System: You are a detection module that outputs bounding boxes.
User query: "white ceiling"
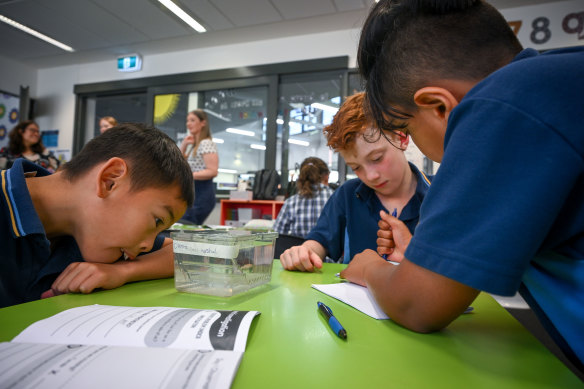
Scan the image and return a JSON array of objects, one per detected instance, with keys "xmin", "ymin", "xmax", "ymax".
[{"xmin": 0, "ymin": 0, "xmax": 565, "ymax": 69}]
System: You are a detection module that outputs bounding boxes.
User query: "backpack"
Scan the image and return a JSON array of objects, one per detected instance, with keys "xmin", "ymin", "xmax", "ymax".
[{"xmin": 252, "ymin": 169, "xmax": 280, "ymax": 200}]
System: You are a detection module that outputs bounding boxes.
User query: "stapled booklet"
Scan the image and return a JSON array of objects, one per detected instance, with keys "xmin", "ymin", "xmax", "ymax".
[{"xmin": 0, "ymin": 305, "xmax": 259, "ymax": 389}]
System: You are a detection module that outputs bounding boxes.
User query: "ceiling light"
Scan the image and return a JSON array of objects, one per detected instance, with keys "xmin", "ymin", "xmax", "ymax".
[
  {"xmin": 212, "ymin": 137, "xmax": 224, "ymax": 144},
  {"xmin": 218, "ymin": 168, "xmax": 237, "ymax": 174},
  {"xmin": 158, "ymin": 0, "xmax": 206, "ymax": 33},
  {"xmin": 0, "ymin": 14, "xmax": 74, "ymax": 52},
  {"xmin": 311, "ymin": 102, "xmax": 339, "ymax": 114},
  {"xmin": 226, "ymin": 128, "xmax": 255, "ymax": 137},
  {"xmin": 288, "ymin": 139, "xmax": 310, "ymax": 147},
  {"xmin": 250, "ymin": 144, "xmax": 266, "ymax": 150}
]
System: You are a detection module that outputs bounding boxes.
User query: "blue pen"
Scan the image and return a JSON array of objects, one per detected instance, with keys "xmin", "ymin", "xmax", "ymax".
[
  {"xmin": 317, "ymin": 302, "xmax": 347, "ymax": 339},
  {"xmin": 382, "ymin": 208, "xmax": 398, "ymax": 261}
]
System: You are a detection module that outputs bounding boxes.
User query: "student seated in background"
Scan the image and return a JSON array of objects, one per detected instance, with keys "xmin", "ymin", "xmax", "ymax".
[
  {"xmin": 341, "ymin": 0, "xmax": 584, "ymax": 367},
  {"xmin": 280, "ymin": 92, "xmax": 431, "ymax": 271},
  {"xmin": 273, "ymin": 157, "xmax": 334, "ymax": 238},
  {"xmin": 0, "ymin": 123, "xmax": 194, "ymax": 308},
  {"xmin": 0, "ymin": 120, "xmax": 60, "ymax": 172}
]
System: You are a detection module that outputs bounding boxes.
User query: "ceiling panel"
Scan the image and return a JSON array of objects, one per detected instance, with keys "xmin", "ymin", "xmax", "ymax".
[
  {"xmin": 94, "ymin": 0, "xmax": 192, "ymax": 40},
  {"xmin": 334, "ymin": 0, "xmax": 368, "ymax": 12},
  {"xmin": 0, "ymin": 23, "xmax": 63, "ymax": 59},
  {"xmin": 182, "ymin": 0, "xmax": 235, "ymax": 31},
  {"xmin": 0, "ymin": 0, "xmax": 571, "ymax": 69},
  {"xmin": 271, "ymin": 0, "xmax": 336, "ymax": 20},
  {"xmin": 211, "ymin": 0, "xmax": 282, "ymax": 27}
]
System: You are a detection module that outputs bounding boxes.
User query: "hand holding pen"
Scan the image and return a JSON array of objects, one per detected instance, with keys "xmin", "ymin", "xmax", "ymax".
[{"xmin": 379, "ymin": 208, "xmax": 397, "ymax": 261}]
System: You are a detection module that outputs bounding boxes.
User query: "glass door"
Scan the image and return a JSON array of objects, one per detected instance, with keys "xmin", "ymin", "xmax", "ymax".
[
  {"xmin": 149, "ymin": 77, "xmax": 276, "ymax": 195},
  {"xmin": 278, "ymin": 71, "xmax": 345, "ymax": 191}
]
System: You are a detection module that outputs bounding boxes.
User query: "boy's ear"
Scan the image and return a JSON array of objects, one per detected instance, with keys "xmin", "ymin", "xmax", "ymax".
[
  {"xmin": 395, "ymin": 131, "xmax": 410, "ymax": 149},
  {"xmin": 413, "ymin": 87, "xmax": 459, "ymax": 121},
  {"xmin": 96, "ymin": 157, "xmax": 129, "ymax": 198}
]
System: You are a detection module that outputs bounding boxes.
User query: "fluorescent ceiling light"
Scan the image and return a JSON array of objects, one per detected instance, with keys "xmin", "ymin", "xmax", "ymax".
[
  {"xmin": 226, "ymin": 128, "xmax": 255, "ymax": 137},
  {"xmin": 0, "ymin": 14, "xmax": 74, "ymax": 52},
  {"xmin": 158, "ymin": 0, "xmax": 206, "ymax": 33},
  {"xmin": 218, "ymin": 168, "xmax": 237, "ymax": 174},
  {"xmin": 288, "ymin": 139, "xmax": 310, "ymax": 147},
  {"xmin": 277, "ymin": 119, "xmax": 284, "ymax": 125},
  {"xmin": 212, "ymin": 137, "xmax": 224, "ymax": 144},
  {"xmin": 250, "ymin": 144, "xmax": 266, "ymax": 150},
  {"xmin": 311, "ymin": 102, "xmax": 339, "ymax": 114}
]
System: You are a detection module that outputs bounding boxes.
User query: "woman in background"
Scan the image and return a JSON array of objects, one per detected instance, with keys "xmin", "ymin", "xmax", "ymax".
[
  {"xmin": 0, "ymin": 120, "xmax": 60, "ymax": 172},
  {"xmin": 274, "ymin": 157, "xmax": 334, "ymax": 238},
  {"xmin": 179, "ymin": 109, "xmax": 219, "ymax": 224},
  {"xmin": 99, "ymin": 116, "xmax": 118, "ymax": 134}
]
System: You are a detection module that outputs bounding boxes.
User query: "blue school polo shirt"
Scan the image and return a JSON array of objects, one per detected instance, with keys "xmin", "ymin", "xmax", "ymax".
[
  {"xmin": 307, "ymin": 162, "xmax": 431, "ymax": 262},
  {"xmin": 0, "ymin": 159, "xmax": 164, "ymax": 307},
  {"xmin": 405, "ymin": 47, "xmax": 584, "ymax": 365}
]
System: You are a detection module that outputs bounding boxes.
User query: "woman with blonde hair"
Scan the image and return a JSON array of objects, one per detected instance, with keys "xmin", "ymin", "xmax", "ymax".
[
  {"xmin": 179, "ymin": 109, "xmax": 219, "ymax": 224},
  {"xmin": 274, "ymin": 157, "xmax": 333, "ymax": 238},
  {"xmin": 99, "ymin": 116, "xmax": 118, "ymax": 134}
]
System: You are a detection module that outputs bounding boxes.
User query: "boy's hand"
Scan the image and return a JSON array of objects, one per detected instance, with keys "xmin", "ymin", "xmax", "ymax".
[
  {"xmin": 377, "ymin": 210, "xmax": 412, "ymax": 263},
  {"xmin": 340, "ymin": 249, "xmax": 391, "ymax": 286},
  {"xmin": 42, "ymin": 262, "xmax": 130, "ymax": 298},
  {"xmin": 280, "ymin": 245, "xmax": 323, "ymax": 272}
]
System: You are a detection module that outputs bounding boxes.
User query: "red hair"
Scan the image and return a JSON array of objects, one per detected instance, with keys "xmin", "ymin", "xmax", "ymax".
[{"xmin": 323, "ymin": 92, "xmax": 374, "ymax": 151}]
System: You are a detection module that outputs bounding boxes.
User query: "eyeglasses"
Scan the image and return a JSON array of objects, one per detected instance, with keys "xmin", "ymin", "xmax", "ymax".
[{"xmin": 25, "ymin": 128, "xmax": 40, "ymax": 134}]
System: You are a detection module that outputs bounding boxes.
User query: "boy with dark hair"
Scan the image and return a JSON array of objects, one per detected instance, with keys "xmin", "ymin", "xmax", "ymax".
[
  {"xmin": 342, "ymin": 0, "xmax": 584, "ymax": 368},
  {"xmin": 1, "ymin": 123, "xmax": 194, "ymax": 307},
  {"xmin": 280, "ymin": 92, "xmax": 431, "ymax": 271}
]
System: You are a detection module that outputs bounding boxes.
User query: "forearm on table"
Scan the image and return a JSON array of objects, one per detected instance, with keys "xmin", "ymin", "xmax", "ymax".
[
  {"xmin": 363, "ymin": 258, "xmax": 479, "ymax": 333},
  {"xmin": 116, "ymin": 243, "xmax": 174, "ymax": 283}
]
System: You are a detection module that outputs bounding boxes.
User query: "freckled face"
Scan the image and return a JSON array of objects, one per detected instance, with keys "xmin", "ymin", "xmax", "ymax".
[
  {"xmin": 77, "ymin": 183, "xmax": 187, "ymax": 263},
  {"xmin": 340, "ymin": 132, "xmax": 409, "ymax": 196}
]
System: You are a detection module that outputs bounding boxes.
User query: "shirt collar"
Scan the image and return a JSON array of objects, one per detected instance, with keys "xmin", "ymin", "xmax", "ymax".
[{"xmin": 2, "ymin": 158, "xmax": 50, "ymax": 237}]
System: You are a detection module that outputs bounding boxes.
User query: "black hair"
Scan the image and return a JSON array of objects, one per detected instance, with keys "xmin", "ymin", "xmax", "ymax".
[
  {"xmin": 358, "ymin": 0, "xmax": 523, "ymax": 132},
  {"xmin": 61, "ymin": 123, "xmax": 194, "ymax": 207},
  {"xmin": 297, "ymin": 157, "xmax": 329, "ymax": 198}
]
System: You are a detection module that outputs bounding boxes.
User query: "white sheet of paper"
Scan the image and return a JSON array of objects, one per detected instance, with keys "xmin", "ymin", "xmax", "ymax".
[{"xmin": 312, "ymin": 282, "xmax": 389, "ymax": 320}]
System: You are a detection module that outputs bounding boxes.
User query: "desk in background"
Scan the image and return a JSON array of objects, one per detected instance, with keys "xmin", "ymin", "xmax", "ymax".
[
  {"xmin": 0, "ymin": 261, "xmax": 580, "ymax": 388},
  {"xmin": 220, "ymin": 199, "xmax": 283, "ymax": 226}
]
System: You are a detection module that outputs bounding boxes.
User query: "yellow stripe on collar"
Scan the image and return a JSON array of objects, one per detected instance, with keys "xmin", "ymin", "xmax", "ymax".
[
  {"xmin": 420, "ymin": 171, "xmax": 431, "ymax": 186},
  {"xmin": 1, "ymin": 170, "xmax": 20, "ymax": 237}
]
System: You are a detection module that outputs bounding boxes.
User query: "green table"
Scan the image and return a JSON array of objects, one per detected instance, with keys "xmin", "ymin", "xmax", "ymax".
[{"xmin": 0, "ymin": 261, "xmax": 581, "ymax": 388}]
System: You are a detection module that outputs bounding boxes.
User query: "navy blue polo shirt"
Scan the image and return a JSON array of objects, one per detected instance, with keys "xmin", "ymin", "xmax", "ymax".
[
  {"xmin": 405, "ymin": 47, "xmax": 584, "ymax": 364},
  {"xmin": 307, "ymin": 162, "xmax": 431, "ymax": 261},
  {"xmin": 1, "ymin": 159, "xmax": 164, "ymax": 307}
]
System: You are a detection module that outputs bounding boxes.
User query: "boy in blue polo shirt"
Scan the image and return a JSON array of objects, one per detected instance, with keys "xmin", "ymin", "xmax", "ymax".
[
  {"xmin": 279, "ymin": 92, "xmax": 431, "ymax": 271},
  {"xmin": 341, "ymin": 0, "xmax": 584, "ymax": 368},
  {"xmin": 1, "ymin": 123, "xmax": 194, "ymax": 307}
]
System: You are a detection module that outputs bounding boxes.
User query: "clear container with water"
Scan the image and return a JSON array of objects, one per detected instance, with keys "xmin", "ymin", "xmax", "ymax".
[{"xmin": 171, "ymin": 230, "xmax": 278, "ymax": 297}]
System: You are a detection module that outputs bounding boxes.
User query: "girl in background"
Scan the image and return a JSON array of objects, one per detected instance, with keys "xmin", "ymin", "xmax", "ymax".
[
  {"xmin": 274, "ymin": 157, "xmax": 333, "ymax": 238},
  {"xmin": 0, "ymin": 120, "xmax": 60, "ymax": 172},
  {"xmin": 179, "ymin": 109, "xmax": 218, "ymax": 224}
]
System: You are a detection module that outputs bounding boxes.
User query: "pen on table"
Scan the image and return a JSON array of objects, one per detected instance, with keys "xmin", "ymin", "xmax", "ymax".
[
  {"xmin": 382, "ymin": 208, "xmax": 398, "ymax": 261},
  {"xmin": 317, "ymin": 301, "xmax": 347, "ymax": 339}
]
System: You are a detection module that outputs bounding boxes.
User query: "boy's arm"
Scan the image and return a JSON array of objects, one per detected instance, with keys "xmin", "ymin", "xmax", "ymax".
[
  {"xmin": 42, "ymin": 238, "xmax": 174, "ymax": 298},
  {"xmin": 341, "ymin": 217, "xmax": 479, "ymax": 332},
  {"xmin": 280, "ymin": 240, "xmax": 326, "ymax": 272}
]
